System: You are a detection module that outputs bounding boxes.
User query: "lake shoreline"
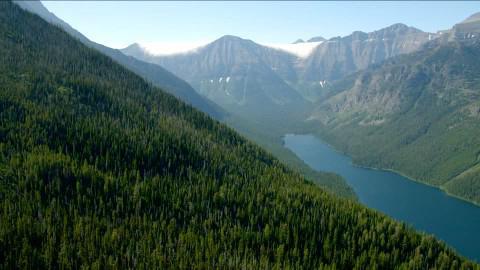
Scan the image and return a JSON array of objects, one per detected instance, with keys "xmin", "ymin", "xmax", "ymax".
[
  {"xmin": 284, "ymin": 133, "xmax": 480, "ymax": 262},
  {"xmin": 284, "ymin": 133, "xmax": 480, "ymax": 208}
]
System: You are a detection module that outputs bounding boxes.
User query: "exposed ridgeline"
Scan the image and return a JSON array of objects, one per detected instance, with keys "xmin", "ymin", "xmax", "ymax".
[
  {"xmin": 309, "ymin": 13, "xmax": 480, "ymax": 205},
  {"xmin": 301, "ymin": 23, "xmax": 435, "ymax": 82},
  {"xmin": 289, "ymin": 24, "xmax": 434, "ymax": 102},
  {"xmin": 14, "ymin": 0, "xmax": 225, "ymax": 119},
  {"xmin": 123, "ymin": 36, "xmax": 307, "ymax": 127},
  {"xmin": 123, "ymin": 24, "xmax": 435, "ymax": 105},
  {"xmin": 449, "ymin": 12, "xmax": 480, "ymax": 41},
  {"xmin": 1, "ymin": 2, "xmax": 478, "ymax": 268}
]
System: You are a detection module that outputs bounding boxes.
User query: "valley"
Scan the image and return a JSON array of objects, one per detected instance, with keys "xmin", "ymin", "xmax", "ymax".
[
  {"xmin": 307, "ymin": 15, "xmax": 480, "ymax": 205},
  {"xmin": 3, "ymin": 1, "xmax": 480, "ymax": 268},
  {"xmin": 120, "ymin": 9, "xmax": 480, "ymax": 208}
]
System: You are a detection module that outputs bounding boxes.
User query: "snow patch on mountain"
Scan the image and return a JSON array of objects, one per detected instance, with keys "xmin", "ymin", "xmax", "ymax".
[{"xmin": 262, "ymin": 41, "xmax": 323, "ymax": 58}]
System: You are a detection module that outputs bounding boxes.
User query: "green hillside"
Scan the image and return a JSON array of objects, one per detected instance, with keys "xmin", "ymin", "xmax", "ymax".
[
  {"xmin": 14, "ymin": 1, "xmax": 226, "ymax": 120},
  {"xmin": 225, "ymin": 115, "xmax": 356, "ymax": 199},
  {"xmin": 12, "ymin": 1, "xmax": 353, "ymax": 197},
  {"xmin": 309, "ymin": 37, "xmax": 480, "ymax": 205},
  {"xmin": 0, "ymin": 2, "xmax": 477, "ymax": 269}
]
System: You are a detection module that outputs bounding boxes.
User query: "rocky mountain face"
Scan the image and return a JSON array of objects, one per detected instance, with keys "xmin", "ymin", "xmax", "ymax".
[
  {"xmin": 311, "ymin": 14, "xmax": 480, "ymax": 124},
  {"xmin": 14, "ymin": 1, "xmax": 225, "ymax": 119},
  {"xmin": 282, "ymin": 24, "xmax": 435, "ymax": 102},
  {"xmin": 123, "ymin": 35, "xmax": 306, "ymax": 121},
  {"xmin": 308, "ymin": 36, "xmax": 327, "ymax": 42},
  {"xmin": 308, "ymin": 16, "xmax": 480, "ymax": 204},
  {"xmin": 122, "ymin": 25, "xmax": 435, "ymax": 108},
  {"xmin": 450, "ymin": 12, "xmax": 480, "ymax": 41},
  {"xmin": 300, "ymin": 23, "xmax": 436, "ymax": 83}
]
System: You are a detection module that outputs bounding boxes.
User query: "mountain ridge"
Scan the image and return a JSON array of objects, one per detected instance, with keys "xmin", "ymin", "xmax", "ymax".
[
  {"xmin": 122, "ymin": 23, "xmax": 437, "ymax": 103},
  {"xmin": 14, "ymin": 0, "xmax": 226, "ymax": 119}
]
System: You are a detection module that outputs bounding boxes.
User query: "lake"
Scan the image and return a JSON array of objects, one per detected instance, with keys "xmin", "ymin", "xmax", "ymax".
[{"xmin": 284, "ymin": 134, "xmax": 480, "ymax": 262}]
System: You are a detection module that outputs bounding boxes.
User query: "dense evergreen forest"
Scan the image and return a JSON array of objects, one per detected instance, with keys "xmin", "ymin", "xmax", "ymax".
[
  {"xmin": 14, "ymin": 0, "xmax": 355, "ymax": 199},
  {"xmin": 0, "ymin": 2, "xmax": 477, "ymax": 268}
]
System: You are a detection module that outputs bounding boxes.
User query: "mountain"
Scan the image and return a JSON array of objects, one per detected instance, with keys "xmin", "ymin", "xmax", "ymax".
[
  {"xmin": 450, "ymin": 12, "xmax": 480, "ymax": 41},
  {"xmin": 122, "ymin": 35, "xmax": 306, "ymax": 124},
  {"xmin": 462, "ymin": 12, "xmax": 480, "ymax": 24},
  {"xmin": 121, "ymin": 24, "xmax": 435, "ymax": 106},
  {"xmin": 307, "ymin": 36, "xmax": 327, "ymax": 42},
  {"xmin": 3, "ymin": 2, "xmax": 478, "ymax": 268},
  {"xmin": 123, "ymin": 39, "xmax": 356, "ymax": 197},
  {"xmin": 308, "ymin": 14, "xmax": 480, "ymax": 205},
  {"xmin": 269, "ymin": 25, "xmax": 435, "ymax": 102},
  {"xmin": 292, "ymin": 38, "xmax": 305, "ymax": 44},
  {"xmin": 301, "ymin": 23, "xmax": 436, "ymax": 84},
  {"xmin": 14, "ymin": 0, "xmax": 225, "ymax": 119}
]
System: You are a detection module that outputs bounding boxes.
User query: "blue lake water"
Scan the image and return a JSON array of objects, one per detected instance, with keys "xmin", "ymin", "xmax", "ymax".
[{"xmin": 284, "ymin": 134, "xmax": 480, "ymax": 262}]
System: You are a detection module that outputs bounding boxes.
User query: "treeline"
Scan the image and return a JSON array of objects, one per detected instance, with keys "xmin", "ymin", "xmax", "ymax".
[{"xmin": 0, "ymin": 2, "xmax": 477, "ymax": 269}]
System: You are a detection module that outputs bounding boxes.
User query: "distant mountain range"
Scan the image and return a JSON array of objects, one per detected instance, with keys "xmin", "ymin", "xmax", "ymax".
[{"xmin": 122, "ymin": 23, "xmax": 438, "ymax": 107}]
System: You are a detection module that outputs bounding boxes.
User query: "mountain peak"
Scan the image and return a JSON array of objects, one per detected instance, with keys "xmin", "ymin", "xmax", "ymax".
[
  {"xmin": 381, "ymin": 23, "xmax": 422, "ymax": 33},
  {"xmin": 387, "ymin": 22, "xmax": 409, "ymax": 29},
  {"xmin": 121, "ymin": 43, "xmax": 146, "ymax": 57},
  {"xmin": 216, "ymin": 35, "xmax": 247, "ymax": 43},
  {"xmin": 123, "ymin": 41, "xmax": 208, "ymax": 56},
  {"xmin": 461, "ymin": 12, "xmax": 480, "ymax": 24},
  {"xmin": 123, "ymin": 42, "xmax": 141, "ymax": 50},
  {"xmin": 205, "ymin": 35, "xmax": 258, "ymax": 49},
  {"xmin": 307, "ymin": 36, "xmax": 326, "ymax": 42},
  {"xmin": 370, "ymin": 23, "xmax": 425, "ymax": 38},
  {"xmin": 451, "ymin": 12, "xmax": 480, "ymax": 41},
  {"xmin": 292, "ymin": 39, "xmax": 305, "ymax": 44},
  {"xmin": 206, "ymin": 35, "xmax": 259, "ymax": 51}
]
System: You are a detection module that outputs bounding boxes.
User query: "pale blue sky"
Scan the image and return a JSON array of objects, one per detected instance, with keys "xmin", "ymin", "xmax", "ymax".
[{"xmin": 42, "ymin": 1, "xmax": 480, "ymax": 49}]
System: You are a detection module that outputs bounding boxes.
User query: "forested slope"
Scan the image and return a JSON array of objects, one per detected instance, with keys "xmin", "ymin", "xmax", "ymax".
[
  {"xmin": 0, "ymin": 2, "xmax": 477, "ymax": 269},
  {"xmin": 15, "ymin": 0, "xmax": 354, "ymax": 203},
  {"xmin": 309, "ymin": 36, "xmax": 480, "ymax": 205},
  {"xmin": 14, "ymin": 0, "xmax": 225, "ymax": 119}
]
